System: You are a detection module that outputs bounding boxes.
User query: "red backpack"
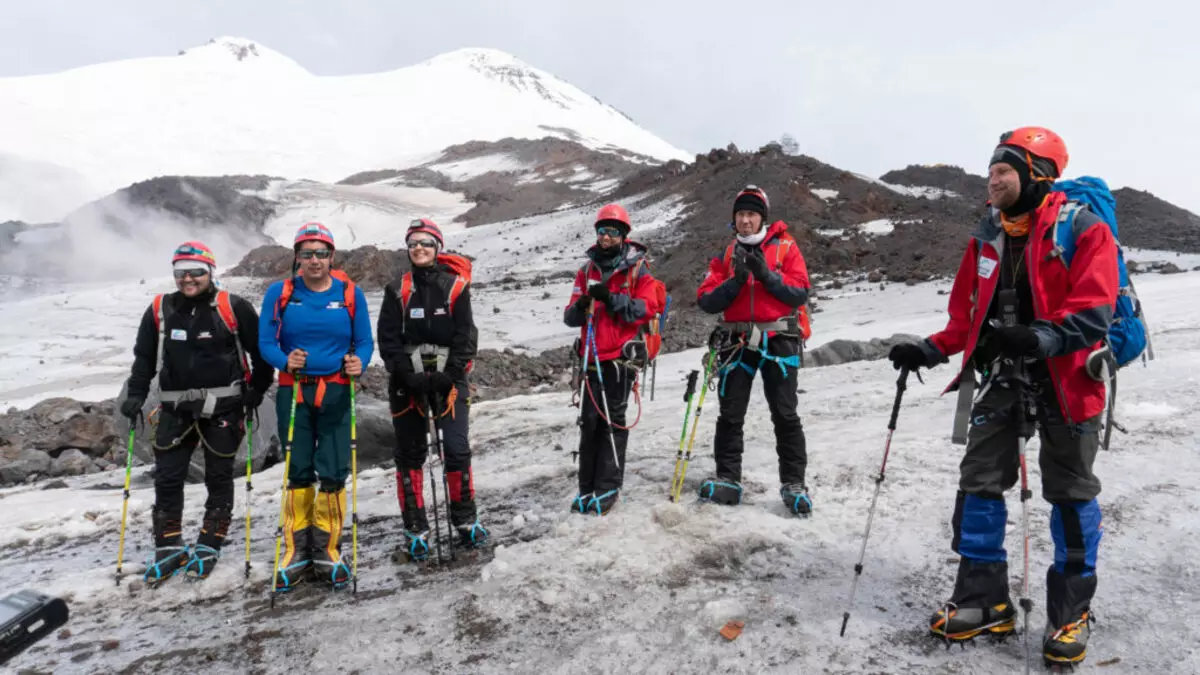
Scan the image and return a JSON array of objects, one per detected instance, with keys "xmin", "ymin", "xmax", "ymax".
[
  {"xmin": 152, "ymin": 290, "xmax": 250, "ymax": 383},
  {"xmin": 721, "ymin": 234, "xmax": 813, "ymax": 341}
]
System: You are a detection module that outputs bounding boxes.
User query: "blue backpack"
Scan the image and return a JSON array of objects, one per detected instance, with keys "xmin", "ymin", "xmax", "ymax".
[{"xmin": 1050, "ymin": 176, "xmax": 1151, "ymax": 368}]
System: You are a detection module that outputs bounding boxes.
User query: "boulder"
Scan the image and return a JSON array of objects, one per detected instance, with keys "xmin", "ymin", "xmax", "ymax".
[{"xmin": 804, "ymin": 333, "xmax": 922, "ymax": 369}]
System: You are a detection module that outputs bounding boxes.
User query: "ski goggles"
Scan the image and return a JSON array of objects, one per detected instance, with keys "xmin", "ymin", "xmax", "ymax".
[
  {"xmin": 596, "ymin": 225, "xmax": 623, "ymax": 238},
  {"xmin": 297, "ymin": 249, "xmax": 333, "ymax": 260},
  {"xmin": 173, "ymin": 268, "xmax": 209, "ymax": 279}
]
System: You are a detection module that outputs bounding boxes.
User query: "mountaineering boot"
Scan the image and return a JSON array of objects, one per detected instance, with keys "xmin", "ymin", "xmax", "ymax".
[
  {"xmin": 570, "ymin": 492, "xmax": 593, "ymax": 514},
  {"xmin": 144, "ymin": 506, "xmax": 189, "ymax": 585},
  {"xmin": 273, "ymin": 485, "xmax": 315, "ymax": 592},
  {"xmin": 929, "ymin": 559, "xmax": 1016, "ymax": 642},
  {"xmin": 586, "ymin": 489, "xmax": 619, "ymax": 516},
  {"xmin": 780, "ymin": 483, "xmax": 812, "ymax": 516},
  {"xmin": 312, "ymin": 487, "xmax": 352, "ymax": 589},
  {"xmin": 1043, "ymin": 568, "xmax": 1098, "ymax": 666},
  {"xmin": 698, "ymin": 476, "xmax": 742, "ymax": 505},
  {"xmin": 397, "ymin": 469, "xmax": 431, "ymax": 562},
  {"xmin": 185, "ymin": 506, "xmax": 232, "ymax": 580},
  {"xmin": 448, "ymin": 468, "xmax": 489, "ymax": 547}
]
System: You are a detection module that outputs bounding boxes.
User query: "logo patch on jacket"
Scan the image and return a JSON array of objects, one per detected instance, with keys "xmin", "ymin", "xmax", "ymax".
[
  {"xmin": 410, "ymin": 307, "xmax": 425, "ymax": 319},
  {"xmin": 977, "ymin": 255, "xmax": 998, "ymax": 280},
  {"xmin": 197, "ymin": 331, "xmax": 213, "ymax": 340},
  {"xmin": 170, "ymin": 329, "xmax": 187, "ymax": 341},
  {"xmin": 326, "ymin": 301, "xmax": 343, "ymax": 309},
  {"xmin": 434, "ymin": 308, "xmax": 447, "ymax": 316}
]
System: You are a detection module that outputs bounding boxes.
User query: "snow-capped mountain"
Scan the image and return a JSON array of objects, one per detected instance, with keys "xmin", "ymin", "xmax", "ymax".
[{"xmin": 0, "ymin": 37, "xmax": 690, "ymax": 222}]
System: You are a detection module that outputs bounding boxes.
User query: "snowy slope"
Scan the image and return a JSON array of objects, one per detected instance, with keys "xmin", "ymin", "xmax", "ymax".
[
  {"xmin": 2, "ymin": 271, "xmax": 1198, "ymax": 673},
  {"xmin": 0, "ymin": 37, "xmax": 691, "ymax": 221}
]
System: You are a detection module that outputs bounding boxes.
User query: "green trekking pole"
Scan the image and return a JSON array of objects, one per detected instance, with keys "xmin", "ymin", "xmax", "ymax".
[
  {"xmin": 115, "ymin": 425, "xmax": 136, "ymax": 586},
  {"xmin": 243, "ymin": 416, "xmax": 253, "ymax": 580},
  {"xmin": 270, "ymin": 380, "xmax": 300, "ymax": 608},
  {"xmin": 670, "ymin": 347, "xmax": 718, "ymax": 502},
  {"xmin": 668, "ymin": 369, "xmax": 700, "ymax": 499}
]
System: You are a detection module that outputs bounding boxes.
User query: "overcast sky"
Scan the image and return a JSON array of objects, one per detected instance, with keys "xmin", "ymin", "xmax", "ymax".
[{"xmin": 4, "ymin": 0, "xmax": 1199, "ymax": 212}]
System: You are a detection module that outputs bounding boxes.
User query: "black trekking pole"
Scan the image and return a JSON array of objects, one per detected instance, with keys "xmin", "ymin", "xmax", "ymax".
[
  {"xmin": 993, "ymin": 289, "xmax": 1035, "ymax": 675},
  {"xmin": 423, "ymin": 394, "xmax": 445, "ymax": 565},
  {"xmin": 840, "ymin": 365, "xmax": 919, "ymax": 637}
]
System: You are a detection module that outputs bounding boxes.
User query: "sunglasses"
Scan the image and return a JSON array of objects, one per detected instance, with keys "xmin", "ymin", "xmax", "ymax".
[
  {"xmin": 173, "ymin": 268, "xmax": 209, "ymax": 280},
  {"xmin": 407, "ymin": 239, "xmax": 438, "ymax": 250},
  {"xmin": 596, "ymin": 226, "xmax": 623, "ymax": 238},
  {"xmin": 297, "ymin": 249, "xmax": 333, "ymax": 260}
]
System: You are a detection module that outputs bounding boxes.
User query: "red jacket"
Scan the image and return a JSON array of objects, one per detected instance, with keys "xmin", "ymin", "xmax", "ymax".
[
  {"xmin": 564, "ymin": 241, "xmax": 661, "ymax": 362},
  {"xmin": 696, "ymin": 221, "xmax": 811, "ymax": 323},
  {"xmin": 926, "ymin": 191, "xmax": 1119, "ymax": 423}
]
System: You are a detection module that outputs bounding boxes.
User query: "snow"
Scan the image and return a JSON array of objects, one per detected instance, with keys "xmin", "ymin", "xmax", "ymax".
[
  {"xmin": 428, "ymin": 154, "xmax": 531, "ymax": 182},
  {"xmin": 853, "ymin": 173, "xmax": 959, "ymax": 200},
  {"xmin": 859, "ymin": 218, "xmax": 896, "ymax": 236},
  {"xmin": 811, "ymin": 188, "xmax": 840, "ymax": 201},
  {"xmin": 3, "ymin": 269, "xmax": 1198, "ymax": 673},
  {"xmin": 0, "ymin": 40, "xmax": 691, "ymax": 221},
  {"xmin": 258, "ymin": 180, "xmax": 475, "ymax": 251}
]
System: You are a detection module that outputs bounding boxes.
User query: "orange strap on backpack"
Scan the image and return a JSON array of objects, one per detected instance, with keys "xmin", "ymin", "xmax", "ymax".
[{"xmin": 153, "ymin": 289, "xmax": 250, "ymax": 381}]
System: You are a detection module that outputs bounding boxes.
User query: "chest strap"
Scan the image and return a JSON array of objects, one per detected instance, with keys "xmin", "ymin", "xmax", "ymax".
[
  {"xmin": 407, "ymin": 344, "xmax": 450, "ymax": 373},
  {"xmin": 159, "ymin": 383, "xmax": 243, "ymax": 418}
]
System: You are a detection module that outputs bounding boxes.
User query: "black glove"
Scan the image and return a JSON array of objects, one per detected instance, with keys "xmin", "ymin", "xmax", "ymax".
[
  {"xmin": 587, "ymin": 283, "xmax": 611, "ymax": 305},
  {"xmin": 429, "ymin": 372, "xmax": 455, "ymax": 396},
  {"xmin": 743, "ymin": 250, "xmax": 770, "ymax": 280},
  {"xmin": 888, "ymin": 343, "xmax": 928, "ymax": 371},
  {"xmin": 243, "ymin": 387, "xmax": 265, "ymax": 413},
  {"xmin": 120, "ymin": 396, "xmax": 144, "ymax": 421},
  {"xmin": 403, "ymin": 370, "xmax": 429, "ymax": 394},
  {"xmin": 573, "ymin": 293, "xmax": 593, "ymax": 313},
  {"xmin": 732, "ymin": 250, "xmax": 750, "ymax": 283},
  {"xmin": 993, "ymin": 325, "xmax": 1042, "ymax": 358}
]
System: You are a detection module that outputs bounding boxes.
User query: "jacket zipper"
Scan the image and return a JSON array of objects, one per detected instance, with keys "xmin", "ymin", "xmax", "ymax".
[{"xmin": 1028, "ymin": 218, "xmax": 1076, "ymax": 426}]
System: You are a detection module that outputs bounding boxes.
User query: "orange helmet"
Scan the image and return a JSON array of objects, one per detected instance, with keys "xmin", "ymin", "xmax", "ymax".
[
  {"xmin": 594, "ymin": 203, "xmax": 631, "ymax": 233},
  {"xmin": 996, "ymin": 126, "xmax": 1068, "ymax": 179}
]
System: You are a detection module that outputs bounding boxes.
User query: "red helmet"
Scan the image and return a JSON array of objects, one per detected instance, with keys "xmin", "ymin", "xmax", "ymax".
[
  {"xmin": 294, "ymin": 222, "xmax": 335, "ymax": 250},
  {"xmin": 996, "ymin": 126, "xmax": 1069, "ymax": 178},
  {"xmin": 172, "ymin": 240, "xmax": 216, "ymax": 267},
  {"xmin": 406, "ymin": 218, "xmax": 444, "ymax": 249},
  {"xmin": 594, "ymin": 203, "xmax": 631, "ymax": 232}
]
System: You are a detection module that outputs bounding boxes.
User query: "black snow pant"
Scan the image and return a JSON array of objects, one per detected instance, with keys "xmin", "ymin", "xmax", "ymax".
[
  {"xmin": 950, "ymin": 361, "xmax": 1102, "ymax": 627},
  {"xmin": 577, "ymin": 359, "xmax": 635, "ymax": 496},
  {"xmin": 391, "ymin": 382, "xmax": 476, "ymax": 528},
  {"xmin": 712, "ymin": 334, "xmax": 807, "ymax": 486},
  {"xmin": 152, "ymin": 406, "xmax": 243, "ymax": 515}
]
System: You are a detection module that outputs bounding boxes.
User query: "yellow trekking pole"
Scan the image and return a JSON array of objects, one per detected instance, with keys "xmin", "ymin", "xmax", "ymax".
[
  {"xmin": 349, "ymin": 373, "xmax": 359, "ymax": 594},
  {"xmin": 270, "ymin": 380, "xmax": 299, "ymax": 608},
  {"xmin": 243, "ymin": 416, "xmax": 253, "ymax": 579},
  {"xmin": 115, "ymin": 425, "xmax": 136, "ymax": 585},
  {"xmin": 670, "ymin": 348, "xmax": 718, "ymax": 502},
  {"xmin": 668, "ymin": 369, "xmax": 701, "ymax": 499}
]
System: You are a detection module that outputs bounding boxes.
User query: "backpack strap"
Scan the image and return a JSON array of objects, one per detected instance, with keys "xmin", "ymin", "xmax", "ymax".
[
  {"xmin": 213, "ymin": 290, "xmax": 250, "ymax": 381},
  {"xmin": 447, "ymin": 274, "xmax": 468, "ymax": 313},
  {"xmin": 153, "ymin": 294, "xmax": 166, "ymax": 375},
  {"xmin": 274, "ymin": 278, "xmax": 295, "ymax": 342},
  {"xmin": 1051, "ymin": 200, "xmax": 1085, "ymax": 268}
]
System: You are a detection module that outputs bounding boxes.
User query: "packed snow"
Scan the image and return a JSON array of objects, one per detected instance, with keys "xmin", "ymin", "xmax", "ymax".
[
  {"xmin": 811, "ymin": 188, "xmax": 840, "ymax": 202},
  {"xmin": 853, "ymin": 173, "xmax": 960, "ymax": 200},
  {"xmin": 0, "ymin": 38, "xmax": 691, "ymax": 222},
  {"xmin": 2, "ymin": 263, "xmax": 1198, "ymax": 672}
]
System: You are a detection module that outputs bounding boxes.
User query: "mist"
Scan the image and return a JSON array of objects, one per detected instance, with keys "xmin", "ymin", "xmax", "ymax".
[{"xmin": 0, "ymin": 187, "xmax": 271, "ymax": 283}]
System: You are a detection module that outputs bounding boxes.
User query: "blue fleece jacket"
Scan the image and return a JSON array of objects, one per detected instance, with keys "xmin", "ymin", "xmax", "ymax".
[{"xmin": 259, "ymin": 276, "xmax": 374, "ymax": 376}]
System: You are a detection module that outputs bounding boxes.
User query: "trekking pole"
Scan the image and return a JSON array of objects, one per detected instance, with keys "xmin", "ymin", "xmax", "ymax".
[
  {"xmin": 670, "ymin": 346, "xmax": 718, "ymax": 502},
  {"xmin": 433, "ymin": 390, "xmax": 457, "ymax": 562},
  {"xmin": 668, "ymin": 369, "xmax": 700, "ymax": 500},
  {"xmin": 349, "ymin": 374, "xmax": 359, "ymax": 593},
  {"xmin": 270, "ymin": 379, "xmax": 300, "ymax": 609},
  {"xmin": 244, "ymin": 415, "xmax": 253, "ymax": 580},
  {"xmin": 587, "ymin": 320, "xmax": 621, "ymax": 469},
  {"xmin": 650, "ymin": 295, "xmax": 670, "ymax": 402},
  {"xmin": 573, "ymin": 310, "xmax": 595, "ymax": 464},
  {"xmin": 424, "ymin": 395, "xmax": 445, "ymax": 565},
  {"xmin": 115, "ymin": 424, "xmax": 136, "ymax": 586},
  {"xmin": 840, "ymin": 366, "xmax": 915, "ymax": 637}
]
